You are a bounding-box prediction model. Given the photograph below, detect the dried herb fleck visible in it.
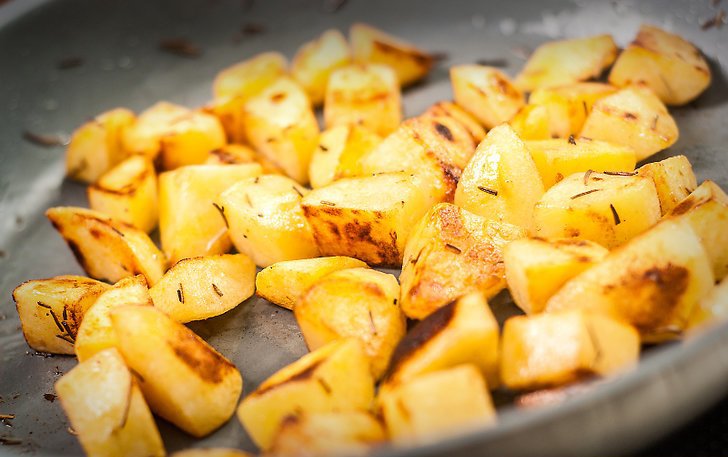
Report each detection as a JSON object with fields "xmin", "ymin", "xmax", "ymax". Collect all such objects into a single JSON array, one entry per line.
[
  {"xmin": 212, "ymin": 202, "xmax": 229, "ymax": 228},
  {"xmin": 583, "ymin": 169, "xmax": 595, "ymax": 185},
  {"xmin": 110, "ymin": 226, "xmax": 125, "ymax": 238},
  {"xmin": 368, "ymin": 310, "xmax": 377, "ymax": 336},
  {"xmin": 177, "ymin": 283, "xmax": 185, "ymax": 304},
  {"xmin": 320, "ymin": 200, "xmax": 337, "ymax": 206},
  {"xmin": 609, "ymin": 204, "xmax": 622, "ymax": 225},
  {"xmin": 444, "ymin": 243, "xmax": 462, "ymax": 254},
  {"xmin": 477, "ymin": 186, "xmax": 498, "ymax": 196},
  {"xmin": 292, "ymin": 186, "xmax": 304, "ymax": 198},
  {"xmin": 475, "ymin": 58, "xmax": 508, "ymax": 67},
  {"xmin": 701, "ymin": 9, "xmax": 726, "ymax": 30},
  {"xmin": 568, "ymin": 135, "xmax": 577, "ymax": 145},
  {"xmin": 602, "ymin": 171, "xmax": 636, "ymax": 176},
  {"xmin": 319, "ymin": 144, "xmax": 329, "ymax": 152},
  {"xmin": 212, "ymin": 283, "xmax": 224, "ymax": 297},
  {"xmin": 571, "ymin": 189, "xmax": 601, "ymax": 200},
  {"xmin": 159, "ymin": 38, "xmax": 202, "ymax": 58}
]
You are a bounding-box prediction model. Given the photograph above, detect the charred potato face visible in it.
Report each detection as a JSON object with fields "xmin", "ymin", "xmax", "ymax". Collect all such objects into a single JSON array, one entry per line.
[{"xmin": 422, "ymin": 100, "xmax": 486, "ymax": 143}]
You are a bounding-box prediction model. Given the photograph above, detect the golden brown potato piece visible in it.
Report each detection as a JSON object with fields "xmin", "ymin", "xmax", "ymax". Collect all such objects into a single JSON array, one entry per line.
[
  {"xmin": 504, "ymin": 238, "xmax": 608, "ymax": 315},
  {"xmin": 295, "ymin": 267, "xmax": 405, "ymax": 379},
  {"xmin": 171, "ymin": 450, "xmax": 253, "ymax": 457},
  {"xmin": 546, "ymin": 219, "xmax": 714, "ymax": 342},
  {"xmin": 237, "ymin": 338, "xmax": 375, "ymax": 451},
  {"xmin": 205, "ymin": 96, "xmax": 249, "ymax": 145},
  {"xmin": 111, "ymin": 305, "xmax": 243, "ymax": 438},
  {"xmin": 206, "ymin": 144, "xmax": 286, "ymax": 175},
  {"xmin": 150, "ymin": 254, "xmax": 255, "ymax": 323},
  {"xmin": 450, "ymin": 65, "xmax": 525, "ymax": 129},
  {"xmin": 509, "ymin": 104, "xmax": 554, "ymax": 140},
  {"xmin": 256, "ymin": 256, "xmax": 368, "ymax": 310},
  {"xmin": 88, "ymin": 155, "xmax": 158, "ymax": 233},
  {"xmin": 637, "ymin": 155, "xmax": 697, "ymax": 215},
  {"xmin": 213, "ymin": 52, "xmax": 288, "ymax": 101},
  {"xmin": 515, "ymin": 35, "xmax": 618, "ymax": 92},
  {"xmin": 609, "ymin": 24, "xmax": 711, "ymax": 105},
  {"xmin": 400, "ymin": 203, "xmax": 526, "ymax": 320},
  {"xmin": 66, "ymin": 108, "xmax": 136, "ymax": 183},
  {"xmin": 501, "ymin": 311, "xmax": 640, "ymax": 390},
  {"xmin": 55, "ymin": 348, "xmax": 165, "ymax": 457},
  {"xmin": 309, "ymin": 125, "xmax": 382, "ymax": 188},
  {"xmin": 292, "ymin": 29, "xmax": 352, "ymax": 106},
  {"xmin": 422, "ymin": 100, "xmax": 487, "ymax": 142},
  {"xmin": 688, "ymin": 275, "xmax": 728, "ymax": 331},
  {"xmin": 46, "ymin": 207, "xmax": 166, "ymax": 286},
  {"xmin": 379, "ymin": 364, "xmax": 496, "ymax": 447},
  {"xmin": 13, "ymin": 276, "xmax": 110, "ymax": 355}
]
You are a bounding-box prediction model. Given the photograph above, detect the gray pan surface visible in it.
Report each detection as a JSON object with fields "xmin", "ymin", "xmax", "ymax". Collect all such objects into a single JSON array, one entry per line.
[{"xmin": 1, "ymin": 0, "xmax": 728, "ymax": 455}]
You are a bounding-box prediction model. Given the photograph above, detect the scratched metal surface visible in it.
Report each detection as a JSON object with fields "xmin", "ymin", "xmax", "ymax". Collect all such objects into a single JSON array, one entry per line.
[{"xmin": 1, "ymin": 0, "xmax": 728, "ymax": 456}]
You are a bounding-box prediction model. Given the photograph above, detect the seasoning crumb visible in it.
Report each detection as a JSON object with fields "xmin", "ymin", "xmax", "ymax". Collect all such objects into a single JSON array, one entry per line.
[
  {"xmin": 0, "ymin": 437, "xmax": 21, "ymax": 445},
  {"xmin": 57, "ymin": 57, "xmax": 84, "ymax": 70},
  {"xmin": 701, "ymin": 9, "xmax": 726, "ymax": 30},
  {"xmin": 322, "ymin": 0, "xmax": 347, "ymax": 13},
  {"xmin": 43, "ymin": 394, "xmax": 57, "ymax": 403},
  {"xmin": 475, "ymin": 58, "xmax": 508, "ymax": 67},
  {"xmin": 22, "ymin": 130, "xmax": 67, "ymax": 147},
  {"xmin": 159, "ymin": 38, "xmax": 202, "ymax": 58},
  {"xmin": 242, "ymin": 22, "xmax": 266, "ymax": 35}
]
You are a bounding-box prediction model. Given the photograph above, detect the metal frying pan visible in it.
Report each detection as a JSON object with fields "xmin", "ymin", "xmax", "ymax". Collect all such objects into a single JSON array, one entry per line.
[{"xmin": 1, "ymin": 0, "xmax": 727, "ymax": 455}]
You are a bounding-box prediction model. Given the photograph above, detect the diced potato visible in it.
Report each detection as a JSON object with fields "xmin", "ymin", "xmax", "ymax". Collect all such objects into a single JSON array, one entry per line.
[
  {"xmin": 526, "ymin": 137, "xmax": 636, "ymax": 188},
  {"xmin": 243, "ymin": 77, "xmax": 319, "ymax": 184},
  {"xmin": 301, "ymin": 172, "xmax": 439, "ymax": 267},
  {"xmin": 379, "ymin": 364, "xmax": 496, "ymax": 446},
  {"xmin": 384, "ymin": 292, "xmax": 500, "ymax": 389},
  {"xmin": 292, "ymin": 29, "xmax": 352, "ymax": 106},
  {"xmin": 450, "ymin": 65, "xmax": 525, "ymax": 129},
  {"xmin": 122, "ymin": 102, "xmax": 189, "ymax": 158},
  {"xmin": 219, "ymin": 174, "xmax": 318, "ymax": 268},
  {"xmin": 533, "ymin": 171, "xmax": 661, "ymax": 249},
  {"xmin": 55, "ymin": 348, "xmax": 165, "ymax": 457},
  {"xmin": 422, "ymin": 100, "xmax": 487, "ymax": 142},
  {"xmin": 580, "ymin": 85, "xmax": 679, "ymax": 161},
  {"xmin": 295, "ymin": 268, "xmax": 405, "ymax": 379},
  {"xmin": 528, "ymin": 82, "xmax": 618, "ymax": 136},
  {"xmin": 159, "ymin": 164, "xmax": 262, "ymax": 265},
  {"xmin": 205, "ymin": 96, "xmax": 248, "ymax": 145},
  {"xmin": 150, "ymin": 254, "xmax": 255, "ymax": 323},
  {"xmin": 545, "ymin": 219, "xmax": 714, "ymax": 341},
  {"xmin": 609, "ymin": 24, "xmax": 711, "ymax": 105},
  {"xmin": 309, "ymin": 125, "xmax": 382, "ymax": 188},
  {"xmin": 269, "ymin": 412, "xmax": 385, "ymax": 457},
  {"xmin": 237, "ymin": 338, "xmax": 375, "ymax": 451},
  {"xmin": 12, "ymin": 276, "xmax": 110, "ymax": 355},
  {"xmin": 213, "ymin": 52, "xmax": 288, "ymax": 101},
  {"xmin": 454, "ymin": 124, "xmax": 544, "ymax": 229},
  {"xmin": 46, "ymin": 207, "xmax": 166, "ymax": 285},
  {"xmin": 88, "ymin": 155, "xmax": 158, "ymax": 233},
  {"xmin": 688, "ymin": 275, "xmax": 728, "ymax": 331},
  {"xmin": 75, "ymin": 275, "xmax": 151, "ymax": 362},
  {"xmin": 350, "ymin": 23, "xmax": 434, "ymax": 87},
  {"xmin": 66, "ymin": 108, "xmax": 136, "ymax": 183},
  {"xmin": 400, "ymin": 203, "xmax": 526, "ymax": 320},
  {"xmin": 637, "ymin": 155, "xmax": 697, "ymax": 215},
  {"xmin": 515, "ymin": 35, "xmax": 618, "ymax": 92},
  {"xmin": 206, "ymin": 144, "xmax": 285, "ymax": 175},
  {"xmin": 509, "ymin": 104, "xmax": 553, "ymax": 140},
  {"xmin": 111, "ymin": 306, "xmax": 243, "ymax": 438},
  {"xmin": 500, "ymin": 311, "xmax": 640, "ymax": 390},
  {"xmin": 504, "ymin": 238, "xmax": 609, "ymax": 314},
  {"xmin": 256, "ymin": 256, "xmax": 368, "ymax": 310},
  {"xmin": 171, "ymin": 450, "xmax": 253, "ymax": 457}
]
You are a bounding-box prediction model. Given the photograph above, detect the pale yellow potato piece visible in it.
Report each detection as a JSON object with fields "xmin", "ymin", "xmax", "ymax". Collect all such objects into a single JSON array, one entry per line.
[
  {"xmin": 220, "ymin": 174, "xmax": 318, "ymax": 268},
  {"xmin": 171, "ymin": 449, "xmax": 253, "ymax": 457},
  {"xmin": 309, "ymin": 125, "xmax": 382, "ymax": 188},
  {"xmin": 205, "ymin": 144, "xmax": 285, "ymax": 175},
  {"xmin": 637, "ymin": 155, "xmax": 697, "ymax": 215},
  {"xmin": 533, "ymin": 171, "xmax": 661, "ymax": 249},
  {"xmin": 12, "ymin": 276, "xmax": 110, "ymax": 355},
  {"xmin": 111, "ymin": 305, "xmax": 243, "ymax": 438},
  {"xmin": 500, "ymin": 311, "xmax": 640, "ymax": 390},
  {"xmin": 292, "ymin": 29, "xmax": 352, "ymax": 106},
  {"xmin": 688, "ymin": 275, "xmax": 728, "ymax": 331},
  {"xmin": 46, "ymin": 207, "xmax": 166, "ymax": 285},
  {"xmin": 515, "ymin": 35, "xmax": 618, "ymax": 92},
  {"xmin": 150, "ymin": 254, "xmax": 255, "ymax": 323},
  {"xmin": 213, "ymin": 52, "xmax": 288, "ymax": 101},
  {"xmin": 422, "ymin": 100, "xmax": 487, "ymax": 142},
  {"xmin": 450, "ymin": 65, "xmax": 525, "ymax": 129},
  {"xmin": 509, "ymin": 104, "xmax": 553, "ymax": 140},
  {"xmin": 237, "ymin": 338, "xmax": 375, "ymax": 451},
  {"xmin": 205, "ymin": 95, "xmax": 249, "ymax": 145},
  {"xmin": 88, "ymin": 155, "xmax": 158, "ymax": 233},
  {"xmin": 400, "ymin": 203, "xmax": 526, "ymax": 320},
  {"xmin": 609, "ymin": 24, "xmax": 711, "ymax": 105},
  {"xmin": 528, "ymin": 82, "xmax": 618, "ymax": 136},
  {"xmin": 55, "ymin": 348, "xmax": 165, "ymax": 457},
  {"xmin": 256, "ymin": 256, "xmax": 368, "ymax": 310}
]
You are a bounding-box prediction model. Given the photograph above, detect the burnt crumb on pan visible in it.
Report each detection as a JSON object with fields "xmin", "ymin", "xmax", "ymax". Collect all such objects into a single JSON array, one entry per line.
[
  {"xmin": 0, "ymin": 437, "xmax": 21, "ymax": 445},
  {"xmin": 57, "ymin": 57, "xmax": 84, "ymax": 70},
  {"xmin": 22, "ymin": 130, "xmax": 66, "ymax": 147},
  {"xmin": 430, "ymin": 51, "xmax": 450, "ymax": 62},
  {"xmin": 475, "ymin": 57, "xmax": 508, "ymax": 67},
  {"xmin": 322, "ymin": 0, "xmax": 347, "ymax": 13},
  {"xmin": 242, "ymin": 22, "xmax": 266, "ymax": 35},
  {"xmin": 0, "ymin": 250, "xmax": 5, "ymax": 258},
  {"xmin": 159, "ymin": 38, "xmax": 202, "ymax": 58},
  {"xmin": 43, "ymin": 394, "xmax": 57, "ymax": 403},
  {"xmin": 701, "ymin": 9, "xmax": 726, "ymax": 30}
]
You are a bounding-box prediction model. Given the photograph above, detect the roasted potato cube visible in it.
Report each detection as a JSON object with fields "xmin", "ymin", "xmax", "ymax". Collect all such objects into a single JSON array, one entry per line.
[
  {"xmin": 609, "ymin": 24, "xmax": 711, "ymax": 105},
  {"xmin": 501, "ymin": 311, "xmax": 640, "ymax": 390},
  {"xmin": 301, "ymin": 172, "xmax": 439, "ymax": 267},
  {"xmin": 528, "ymin": 82, "xmax": 617, "ymax": 136},
  {"xmin": 580, "ymin": 85, "xmax": 679, "ymax": 161},
  {"xmin": 159, "ymin": 163, "xmax": 262, "ymax": 265},
  {"xmin": 509, "ymin": 104, "xmax": 553, "ymax": 140},
  {"xmin": 13, "ymin": 276, "xmax": 110, "ymax": 355},
  {"xmin": 88, "ymin": 155, "xmax": 158, "ymax": 233},
  {"xmin": 384, "ymin": 292, "xmax": 500, "ymax": 389},
  {"xmin": 422, "ymin": 100, "xmax": 487, "ymax": 142},
  {"xmin": 533, "ymin": 171, "xmax": 661, "ymax": 249},
  {"xmin": 219, "ymin": 174, "xmax": 318, "ymax": 268},
  {"xmin": 292, "ymin": 29, "xmax": 352, "ymax": 106},
  {"xmin": 400, "ymin": 203, "xmax": 526, "ymax": 320},
  {"xmin": 75, "ymin": 275, "xmax": 152, "ymax": 362},
  {"xmin": 213, "ymin": 52, "xmax": 288, "ymax": 101},
  {"xmin": 46, "ymin": 207, "xmax": 166, "ymax": 285},
  {"xmin": 454, "ymin": 124, "xmax": 544, "ymax": 229},
  {"xmin": 205, "ymin": 96, "xmax": 248, "ymax": 145},
  {"xmin": 236, "ymin": 338, "xmax": 375, "ymax": 451},
  {"xmin": 150, "ymin": 254, "xmax": 255, "ymax": 323},
  {"xmin": 379, "ymin": 364, "xmax": 496, "ymax": 446},
  {"xmin": 243, "ymin": 77, "xmax": 319, "ymax": 184},
  {"xmin": 350, "ymin": 23, "xmax": 434, "ymax": 87},
  {"xmin": 122, "ymin": 102, "xmax": 188, "ymax": 158},
  {"xmin": 688, "ymin": 275, "xmax": 728, "ymax": 331},
  {"xmin": 295, "ymin": 267, "xmax": 405, "ymax": 379},
  {"xmin": 206, "ymin": 144, "xmax": 285, "ymax": 175},
  {"xmin": 545, "ymin": 219, "xmax": 714, "ymax": 341},
  {"xmin": 450, "ymin": 65, "xmax": 525, "ymax": 129},
  {"xmin": 256, "ymin": 256, "xmax": 368, "ymax": 310},
  {"xmin": 111, "ymin": 306, "xmax": 243, "ymax": 437},
  {"xmin": 171, "ymin": 450, "xmax": 253, "ymax": 457},
  {"xmin": 637, "ymin": 155, "xmax": 697, "ymax": 215},
  {"xmin": 66, "ymin": 108, "xmax": 135, "ymax": 183},
  {"xmin": 269, "ymin": 412, "xmax": 385, "ymax": 457},
  {"xmin": 515, "ymin": 35, "xmax": 618, "ymax": 92},
  {"xmin": 504, "ymin": 238, "xmax": 609, "ymax": 315},
  {"xmin": 526, "ymin": 137, "xmax": 636, "ymax": 188},
  {"xmin": 55, "ymin": 348, "xmax": 165, "ymax": 457},
  {"xmin": 309, "ymin": 125, "xmax": 382, "ymax": 188}
]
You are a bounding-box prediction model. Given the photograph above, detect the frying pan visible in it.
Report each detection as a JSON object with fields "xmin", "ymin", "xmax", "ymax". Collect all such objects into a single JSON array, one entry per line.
[{"xmin": 1, "ymin": 0, "xmax": 728, "ymax": 455}]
